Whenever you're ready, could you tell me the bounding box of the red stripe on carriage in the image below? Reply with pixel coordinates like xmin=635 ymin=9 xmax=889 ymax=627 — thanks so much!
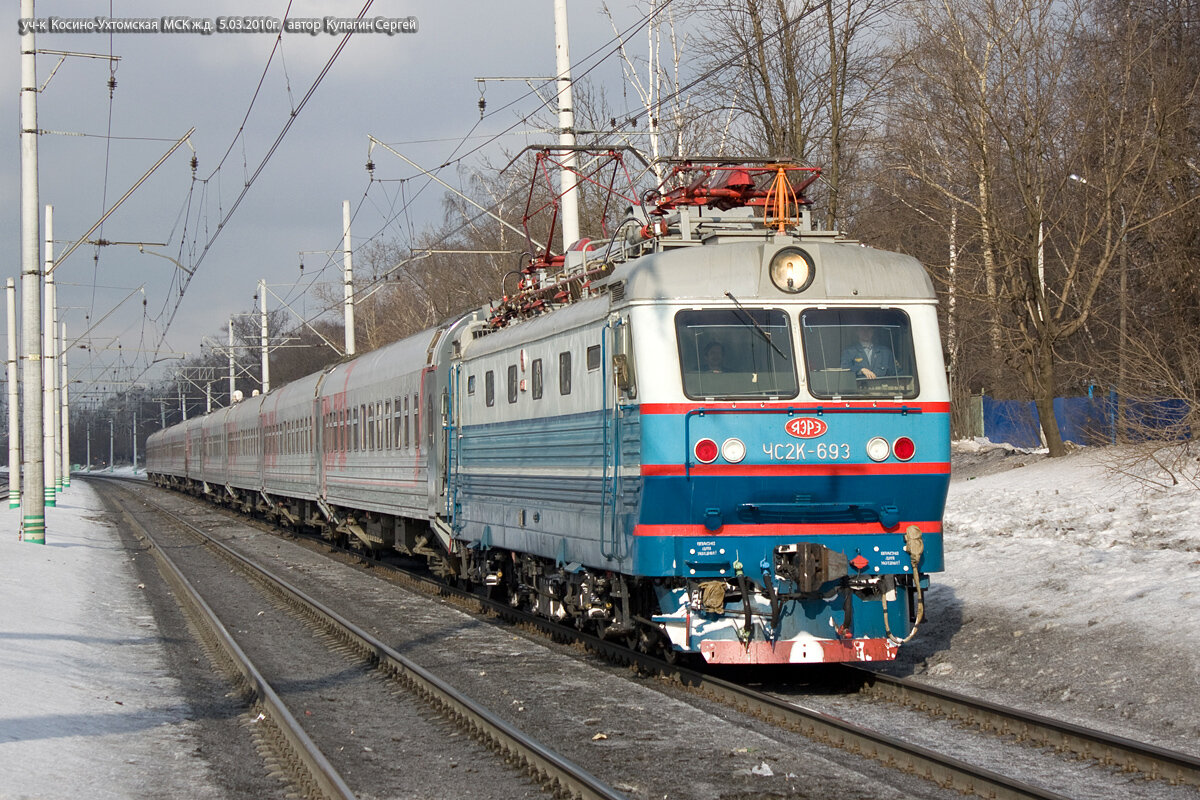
xmin=638 ymin=401 xmax=951 ymax=415
xmin=641 ymin=462 xmax=950 ymax=476
xmin=633 ymin=521 xmax=942 ymax=536
xmin=698 ymin=637 xmax=899 ymax=664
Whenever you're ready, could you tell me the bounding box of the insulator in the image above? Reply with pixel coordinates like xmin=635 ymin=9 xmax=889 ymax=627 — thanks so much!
xmin=366 ymin=159 xmax=375 ymax=175
xmin=478 ymin=97 xmax=486 ymax=118
xmin=107 ymin=76 xmax=117 ymax=97
xmin=190 ymin=155 xmax=198 ymax=176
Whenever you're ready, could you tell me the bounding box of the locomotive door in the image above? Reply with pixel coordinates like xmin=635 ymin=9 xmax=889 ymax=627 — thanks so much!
xmin=601 ymin=315 xmax=631 ymax=561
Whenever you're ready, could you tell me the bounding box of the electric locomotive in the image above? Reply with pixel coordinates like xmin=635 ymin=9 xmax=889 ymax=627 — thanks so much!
xmin=148 ymin=159 xmax=949 ymax=665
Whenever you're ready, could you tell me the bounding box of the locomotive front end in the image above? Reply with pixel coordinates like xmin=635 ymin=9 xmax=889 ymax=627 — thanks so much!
xmin=627 ymin=236 xmax=950 ymax=664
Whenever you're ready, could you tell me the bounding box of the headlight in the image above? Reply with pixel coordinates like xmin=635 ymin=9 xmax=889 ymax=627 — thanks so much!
xmin=768 ymin=247 xmax=816 ymax=293
xmin=865 ymin=436 xmax=890 ymax=462
xmin=721 ymin=437 xmax=747 ymax=463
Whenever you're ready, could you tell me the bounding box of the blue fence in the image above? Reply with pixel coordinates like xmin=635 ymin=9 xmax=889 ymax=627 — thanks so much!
xmin=978 ymin=392 xmax=1191 ymax=448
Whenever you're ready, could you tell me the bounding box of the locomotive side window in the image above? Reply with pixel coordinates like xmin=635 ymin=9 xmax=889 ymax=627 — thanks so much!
xmin=485 ymin=370 xmax=495 ymax=407
xmin=675 ymin=308 xmax=798 ymax=399
xmin=800 ymin=308 xmax=919 ymax=399
xmin=507 ymin=365 xmax=518 ymax=404
xmin=413 ymin=393 xmax=419 ymax=443
xmin=531 ymin=358 xmax=543 ymax=400
xmin=586 ymin=345 xmax=601 ymax=371
xmin=467 ymin=375 xmax=476 ymax=396
xmin=559 ymin=352 xmax=572 ymax=395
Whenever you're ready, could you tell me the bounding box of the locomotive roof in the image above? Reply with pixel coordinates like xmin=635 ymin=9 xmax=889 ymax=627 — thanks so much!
xmin=605 ymin=235 xmax=937 ymax=305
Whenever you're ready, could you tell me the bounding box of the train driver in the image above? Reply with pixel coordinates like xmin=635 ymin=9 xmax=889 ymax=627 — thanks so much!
xmin=840 ymin=326 xmax=896 ymax=380
xmin=704 ymin=341 xmax=726 ymax=373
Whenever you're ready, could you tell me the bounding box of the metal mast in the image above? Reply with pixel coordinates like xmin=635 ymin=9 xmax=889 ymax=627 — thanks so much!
xmin=553 ymin=0 xmax=580 ymax=248
xmin=20 ymin=0 xmax=44 ymax=542
xmin=60 ymin=321 xmax=69 ymax=488
xmin=228 ymin=319 xmax=235 ymax=403
xmin=7 ymin=279 xmax=19 ymax=509
xmin=342 ymin=201 xmax=356 ymax=356
xmin=259 ymin=278 xmax=269 ymax=394
xmin=43 ymin=205 xmax=57 ymax=506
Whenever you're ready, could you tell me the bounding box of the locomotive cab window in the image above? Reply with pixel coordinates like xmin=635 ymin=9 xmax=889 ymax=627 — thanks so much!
xmin=800 ymin=308 xmax=919 ymax=399
xmin=675 ymin=308 xmax=798 ymax=399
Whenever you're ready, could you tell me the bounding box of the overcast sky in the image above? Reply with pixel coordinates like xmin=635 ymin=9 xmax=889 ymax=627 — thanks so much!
xmin=3 ymin=1 xmax=653 ymax=402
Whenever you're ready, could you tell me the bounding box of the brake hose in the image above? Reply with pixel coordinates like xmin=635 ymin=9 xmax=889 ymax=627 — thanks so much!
xmin=882 ymin=525 xmax=926 ymax=645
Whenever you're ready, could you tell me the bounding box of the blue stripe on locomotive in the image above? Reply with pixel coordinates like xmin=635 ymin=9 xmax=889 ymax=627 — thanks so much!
xmin=452 ymin=404 xmax=948 ymax=584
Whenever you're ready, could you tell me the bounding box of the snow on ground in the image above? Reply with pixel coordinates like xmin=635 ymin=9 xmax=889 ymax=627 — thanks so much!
xmin=1 ymin=445 xmax=1198 ymax=797
xmin=0 ymin=478 xmax=220 ymax=800
xmin=945 ymin=439 xmax=1200 ymax=642
xmin=891 ymin=439 xmax=1200 ymax=752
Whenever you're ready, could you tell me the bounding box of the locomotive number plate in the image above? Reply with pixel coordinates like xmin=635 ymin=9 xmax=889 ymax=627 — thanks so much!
xmin=762 ymin=442 xmax=851 ymax=461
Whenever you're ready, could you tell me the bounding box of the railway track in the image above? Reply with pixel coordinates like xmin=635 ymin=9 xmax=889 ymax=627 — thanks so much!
xmin=100 ymin=478 xmax=627 ymax=800
xmin=99 ymin=476 xmax=1200 ymax=799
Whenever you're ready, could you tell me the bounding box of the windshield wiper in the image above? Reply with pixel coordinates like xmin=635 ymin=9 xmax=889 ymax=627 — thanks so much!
xmin=724 ymin=291 xmax=788 ymax=360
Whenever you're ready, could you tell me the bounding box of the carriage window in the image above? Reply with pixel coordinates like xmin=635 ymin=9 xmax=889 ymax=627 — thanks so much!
xmin=675 ymin=308 xmax=798 ymax=399
xmin=800 ymin=308 xmax=919 ymax=399
xmin=586 ymin=345 xmax=601 ymax=371
xmin=485 ymin=370 xmax=495 ymax=407
xmin=376 ymin=402 xmax=384 ymax=450
xmin=384 ymin=400 xmax=392 ymax=449
xmin=559 ymin=352 xmax=572 ymax=395
xmin=531 ymin=358 xmax=543 ymax=400
xmin=507 ymin=365 xmax=518 ymax=404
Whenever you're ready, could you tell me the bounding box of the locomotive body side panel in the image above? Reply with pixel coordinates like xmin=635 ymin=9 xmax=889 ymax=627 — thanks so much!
xmin=451 ymin=298 xmax=640 ymax=567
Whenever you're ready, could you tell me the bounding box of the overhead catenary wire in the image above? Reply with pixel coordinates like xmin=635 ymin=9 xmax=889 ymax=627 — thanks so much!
xmin=136 ymin=0 xmax=375 ymax=385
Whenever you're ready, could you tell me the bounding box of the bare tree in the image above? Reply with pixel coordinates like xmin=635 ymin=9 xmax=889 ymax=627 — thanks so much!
xmin=875 ymin=0 xmax=1195 ymax=456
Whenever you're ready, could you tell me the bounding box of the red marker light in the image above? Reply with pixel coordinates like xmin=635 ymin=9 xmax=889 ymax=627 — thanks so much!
xmin=893 ymin=436 xmax=916 ymax=461
xmin=694 ymin=438 xmax=719 ymax=464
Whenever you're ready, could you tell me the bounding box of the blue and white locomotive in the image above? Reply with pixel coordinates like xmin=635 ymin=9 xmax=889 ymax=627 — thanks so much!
xmin=148 ymin=161 xmax=950 ymax=665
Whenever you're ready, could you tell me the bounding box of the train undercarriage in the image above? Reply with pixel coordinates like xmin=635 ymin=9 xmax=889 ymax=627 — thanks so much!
xmin=151 ymin=473 xmax=922 ymax=664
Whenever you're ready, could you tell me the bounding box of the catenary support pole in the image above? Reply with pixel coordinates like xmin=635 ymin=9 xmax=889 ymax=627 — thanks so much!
xmin=228 ymin=319 xmax=235 ymax=403
xmin=342 ymin=201 xmax=356 ymax=356
xmin=7 ymin=279 xmax=19 ymax=509
xmin=20 ymin=0 xmax=45 ymax=543
xmin=60 ymin=321 xmax=69 ymax=488
xmin=131 ymin=410 xmax=137 ymax=470
xmin=52 ymin=278 xmax=61 ymax=495
xmin=553 ymin=0 xmax=580 ymax=248
xmin=86 ymin=424 xmax=90 ymax=470
xmin=43 ymin=205 xmax=57 ymax=506
xmin=108 ymin=418 xmax=113 ymax=472
xmin=259 ymin=278 xmax=269 ymax=394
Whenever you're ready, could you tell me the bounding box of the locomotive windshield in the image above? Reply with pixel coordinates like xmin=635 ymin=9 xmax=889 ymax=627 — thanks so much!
xmin=675 ymin=308 xmax=798 ymax=399
xmin=800 ymin=308 xmax=919 ymax=399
